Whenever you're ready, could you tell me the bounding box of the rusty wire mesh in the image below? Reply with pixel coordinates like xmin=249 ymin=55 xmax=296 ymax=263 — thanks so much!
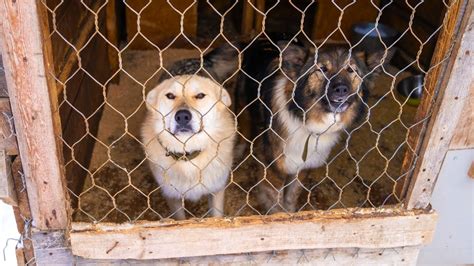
xmin=37 ymin=0 xmax=458 ymax=224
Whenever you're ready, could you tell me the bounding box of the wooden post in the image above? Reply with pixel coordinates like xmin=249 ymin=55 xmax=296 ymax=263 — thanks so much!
xmin=241 ymin=0 xmax=256 ymax=35
xmin=254 ymin=0 xmax=265 ymax=33
xmin=105 ymin=0 xmax=120 ymax=84
xmin=404 ymin=5 xmax=473 ymax=209
xmin=398 ymin=0 xmax=471 ymax=200
xmin=0 ymin=0 xmax=69 ymax=229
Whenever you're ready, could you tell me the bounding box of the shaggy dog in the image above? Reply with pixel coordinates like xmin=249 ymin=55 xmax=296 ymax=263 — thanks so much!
xmin=141 ymin=44 xmax=238 ymax=219
xmin=241 ymin=38 xmax=391 ymax=213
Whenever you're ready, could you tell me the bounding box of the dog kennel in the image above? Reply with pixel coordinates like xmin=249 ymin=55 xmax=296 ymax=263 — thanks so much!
xmin=0 ymin=0 xmax=473 ymax=264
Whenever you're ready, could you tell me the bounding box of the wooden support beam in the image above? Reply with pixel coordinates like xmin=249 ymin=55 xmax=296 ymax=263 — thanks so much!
xmin=0 ymin=0 xmax=69 ymax=229
xmin=405 ymin=5 xmax=474 ymax=209
xmin=105 ymin=0 xmax=120 ymax=84
xmin=254 ymin=0 xmax=265 ymax=33
xmin=241 ymin=0 xmax=256 ymax=35
xmin=398 ymin=0 xmax=472 ymax=200
xmin=70 ymin=208 xmax=437 ymax=260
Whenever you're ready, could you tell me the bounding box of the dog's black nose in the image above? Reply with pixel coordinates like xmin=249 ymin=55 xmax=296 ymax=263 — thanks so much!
xmin=175 ymin=110 xmax=192 ymax=125
xmin=329 ymin=83 xmax=350 ymax=102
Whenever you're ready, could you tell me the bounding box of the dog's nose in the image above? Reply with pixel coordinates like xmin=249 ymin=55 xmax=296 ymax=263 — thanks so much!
xmin=329 ymin=83 xmax=350 ymax=102
xmin=175 ymin=110 xmax=192 ymax=125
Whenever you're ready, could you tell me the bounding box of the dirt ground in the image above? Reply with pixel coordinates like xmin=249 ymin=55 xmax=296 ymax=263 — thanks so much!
xmin=74 ymin=49 xmax=416 ymax=223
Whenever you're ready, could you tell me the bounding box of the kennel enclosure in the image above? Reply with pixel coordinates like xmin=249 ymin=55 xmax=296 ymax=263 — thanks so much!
xmin=0 ymin=0 xmax=473 ymax=264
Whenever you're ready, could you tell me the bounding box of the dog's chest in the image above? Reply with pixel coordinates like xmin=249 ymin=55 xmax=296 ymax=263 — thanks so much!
xmin=283 ymin=129 xmax=340 ymax=174
xmin=151 ymin=156 xmax=230 ymax=201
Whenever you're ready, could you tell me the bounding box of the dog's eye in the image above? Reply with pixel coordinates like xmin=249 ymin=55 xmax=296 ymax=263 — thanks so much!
xmin=346 ymin=66 xmax=354 ymax=73
xmin=320 ymin=65 xmax=328 ymax=73
xmin=195 ymin=93 xmax=206 ymax=99
xmin=165 ymin=93 xmax=176 ymax=100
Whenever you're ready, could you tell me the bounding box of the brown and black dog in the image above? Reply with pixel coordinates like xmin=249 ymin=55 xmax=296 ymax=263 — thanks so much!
xmin=240 ymin=38 xmax=392 ymax=213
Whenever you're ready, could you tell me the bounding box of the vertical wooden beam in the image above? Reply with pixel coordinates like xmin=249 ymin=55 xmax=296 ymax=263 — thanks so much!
xmin=0 ymin=0 xmax=69 ymax=229
xmin=398 ymin=0 xmax=469 ymax=199
xmin=254 ymin=0 xmax=265 ymax=32
xmin=106 ymin=0 xmax=119 ymax=83
xmin=241 ymin=0 xmax=256 ymax=35
xmin=405 ymin=5 xmax=473 ymax=209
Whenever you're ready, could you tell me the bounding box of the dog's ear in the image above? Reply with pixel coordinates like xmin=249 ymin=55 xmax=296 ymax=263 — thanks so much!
xmin=145 ymin=87 xmax=159 ymax=111
xmin=220 ymin=88 xmax=232 ymax=107
xmin=354 ymin=49 xmax=395 ymax=73
xmin=277 ymin=41 xmax=308 ymax=80
xmin=204 ymin=42 xmax=240 ymax=83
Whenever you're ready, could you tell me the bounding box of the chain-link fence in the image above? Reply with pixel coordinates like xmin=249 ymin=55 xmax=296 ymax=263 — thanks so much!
xmin=37 ymin=0 xmax=456 ymax=224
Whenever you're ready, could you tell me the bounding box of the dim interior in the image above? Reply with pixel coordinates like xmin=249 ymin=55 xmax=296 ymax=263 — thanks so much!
xmin=44 ymin=0 xmax=449 ymax=223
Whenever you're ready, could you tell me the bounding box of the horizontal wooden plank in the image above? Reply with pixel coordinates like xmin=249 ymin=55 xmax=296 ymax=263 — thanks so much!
xmin=71 ymin=208 xmax=437 ymax=260
xmin=38 ymin=243 xmax=422 ymax=265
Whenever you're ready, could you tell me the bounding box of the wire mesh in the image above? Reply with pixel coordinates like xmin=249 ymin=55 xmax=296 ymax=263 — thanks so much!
xmin=36 ymin=0 xmax=458 ymax=224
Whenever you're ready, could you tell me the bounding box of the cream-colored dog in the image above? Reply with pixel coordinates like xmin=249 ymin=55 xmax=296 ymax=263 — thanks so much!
xmin=142 ymin=73 xmax=236 ymax=220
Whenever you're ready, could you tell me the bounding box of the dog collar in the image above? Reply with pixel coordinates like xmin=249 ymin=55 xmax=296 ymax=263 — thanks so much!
xmin=166 ymin=150 xmax=201 ymax=161
xmin=302 ymin=134 xmax=311 ymax=162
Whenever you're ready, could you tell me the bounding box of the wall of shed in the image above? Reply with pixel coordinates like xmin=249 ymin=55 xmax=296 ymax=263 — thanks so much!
xmin=418 ymin=149 xmax=474 ymax=264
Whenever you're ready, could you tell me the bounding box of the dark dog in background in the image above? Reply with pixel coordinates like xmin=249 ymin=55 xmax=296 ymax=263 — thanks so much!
xmin=240 ymin=37 xmax=393 ymax=213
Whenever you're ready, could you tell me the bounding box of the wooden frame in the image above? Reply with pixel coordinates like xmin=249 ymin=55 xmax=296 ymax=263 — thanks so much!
xmin=0 ymin=0 xmax=69 ymax=230
xmin=0 ymin=0 xmax=472 ymax=263
xmin=70 ymin=208 xmax=437 ymax=260
xmin=404 ymin=3 xmax=473 ymax=209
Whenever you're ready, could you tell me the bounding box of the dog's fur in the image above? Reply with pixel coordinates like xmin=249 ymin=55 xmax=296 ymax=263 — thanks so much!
xmin=241 ymin=39 xmax=391 ymax=213
xmin=141 ymin=44 xmax=238 ymax=219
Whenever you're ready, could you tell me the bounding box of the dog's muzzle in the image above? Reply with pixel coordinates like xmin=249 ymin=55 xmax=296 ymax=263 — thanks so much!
xmin=327 ymin=82 xmax=352 ymax=113
xmin=173 ymin=109 xmax=193 ymax=134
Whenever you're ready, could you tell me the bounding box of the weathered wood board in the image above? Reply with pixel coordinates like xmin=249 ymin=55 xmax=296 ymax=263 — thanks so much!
xmin=71 ymin=208 xmax=437 ymax=260
xmin=0 ymin=0 xmax=69 ymax=230
xmin=405 ymin=5 xmax=473 ymax=209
